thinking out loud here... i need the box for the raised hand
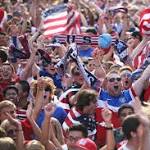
[5,112,21,128]
[101,108,112,123]
[44,103,55,117]
[92,47,104,64]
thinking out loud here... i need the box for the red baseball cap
[74,138,97,150]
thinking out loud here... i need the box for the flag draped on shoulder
[132,8,150,69]
[42,4,81,39]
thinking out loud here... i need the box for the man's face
[46,61,57,75]
[4,89,18,105]
[83,101,97,115]
[119,108,134,123]
[0,107,16,122]
[127,36,140,49]
[120,70,132,90]
[73,73,84,87]
[106,73,122,96]
[67,130,84,150]
[1,65,13,81]
[0,33,8,47]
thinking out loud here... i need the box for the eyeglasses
[108,77,121,82]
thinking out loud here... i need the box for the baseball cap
[98,33,112,49]
[131,31,142,41]
[75,138,97,150]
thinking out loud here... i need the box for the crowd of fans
[0,0,150,150]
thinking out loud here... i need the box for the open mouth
[125,80,129,85]
[114,85,119,90]
[50,68,55,71]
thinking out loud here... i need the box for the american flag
[132,8,150,69]
[133,41,150,68]
[62,107,96,139]
[42,4,81,39]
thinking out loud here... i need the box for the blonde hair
[0,120,12,131]
[0,137,16,150]
[31,77,56,97]
[25,140,45,150]
[0,100,16,112]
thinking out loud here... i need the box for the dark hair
[69,124,88,138]
[122,114,141,140]
[76,89,97,111]
[131,31,142,41]
[118,104,134,117]
[71,66,80,76]
[17,80,30,96]
[0,49,7,63]
[3,86,18,97]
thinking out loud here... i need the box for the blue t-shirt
[79,47,94,57]
[36,106,67,127]
[98,88,135,111]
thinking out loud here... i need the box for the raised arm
[100,108,116,150]
[32,78,45,120]
[132,64,150,97]
[7,113,25,150]
[41,103,57,150]
[26,102,42,140]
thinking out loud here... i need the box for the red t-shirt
[21,119,33,140]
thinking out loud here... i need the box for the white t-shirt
[118,143,130,150]
[61,144,68,150]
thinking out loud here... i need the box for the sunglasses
[108,77,121,82]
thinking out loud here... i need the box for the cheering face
[1,64,13,81]
[4,89,18,105]
[120,70,132,90]
[106,73,122,97]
